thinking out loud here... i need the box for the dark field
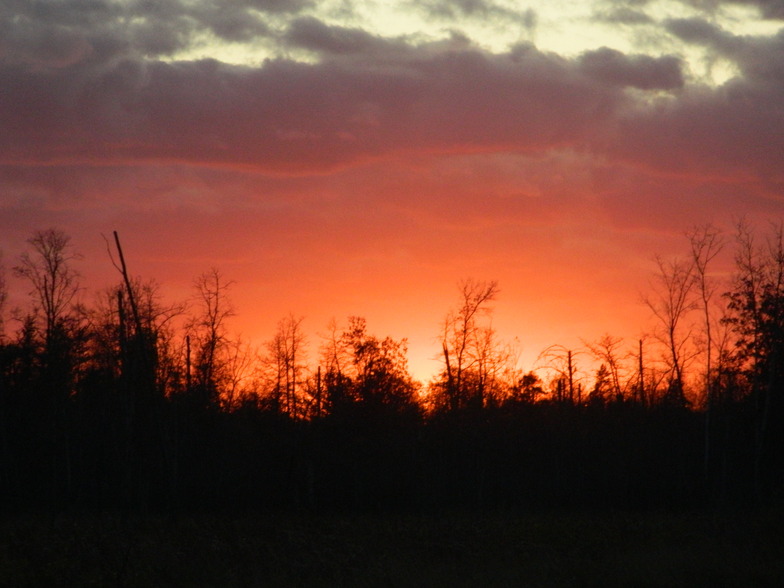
[1,508,782,587]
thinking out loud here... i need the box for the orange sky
[1,0,783,382]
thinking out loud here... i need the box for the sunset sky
[2,0,783,381]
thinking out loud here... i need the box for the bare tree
[687,224,725,408]
[471,324,515,407]
[537,344,584,404]
[584,334,627,402]
[13,229,84,501]
[14,228,81,347]
[439,279,500,411]
[643,255,698,406]
[266,314,308,418]
[687,224,725,480]
[189,268,236,407]
[320,317,347,377]
[220,335,258,411]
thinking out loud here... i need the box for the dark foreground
[1,508,782,587]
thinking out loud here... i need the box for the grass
[0,508,782,587]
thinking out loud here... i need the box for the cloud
[593,6,653,25]
[413,0,537,35]
[0,0,290,66]
[680,0,784,19]
[745,0,784,18]
[416,0,514,19]
[582,18,783,181]
[284,16,403,55]
[667,17,784,84]
[0,28,630,172]
[246,0,315,13]
[608,77,784,181]
[665,17,736,49]
[578,48,684,90]
[0,1,782,190]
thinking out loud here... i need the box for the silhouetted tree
[105,233,187,508]
[4,222,784,512]
[0,251,7,342]
[506,371,545,405]
[688,224,725,407]
[0,259,15,499]
[538,344,583,405]
[643,254,698,407]
[437,279,500,412]
[588,364,612,407]
[264,314,308,418]
[585,334,627,403]
[725,220,784,498]
[685,224,726,483]
[11,229,87,503]
[323,317,420,421]
[13,229,86,404]
[220,335,259,411]
[13,229,81,349]
[188,268,236,408]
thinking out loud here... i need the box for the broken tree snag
[113,230,143,336]
[112,230,158,405]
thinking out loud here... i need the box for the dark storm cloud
[578,48,683,89]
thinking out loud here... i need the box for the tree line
[0,222,782,512]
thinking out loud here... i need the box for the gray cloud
[245,0,316,13]
[743,0,784,18]
[578,48,684,90]
[666,17,784,84]
[602,0,784,23]
[593,6,653,25]
[0,0,296,66]
[678,0,784,19]
[0,36,628,172]
[665,17,732,46]
[414,0,537,31]
[608,61,784,181]
[284,16,401,55]
[416,0,505,19]
[0,0,782,188]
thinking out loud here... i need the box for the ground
[1,508,782,587]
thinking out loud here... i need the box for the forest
[0,222,783,514]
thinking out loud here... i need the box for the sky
[1,0,784,382]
